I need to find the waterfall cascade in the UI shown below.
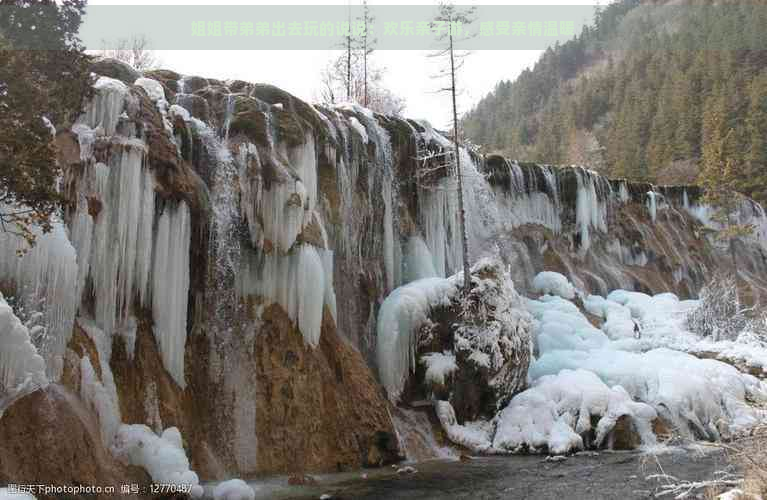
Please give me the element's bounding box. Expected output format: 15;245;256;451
2;63;767;488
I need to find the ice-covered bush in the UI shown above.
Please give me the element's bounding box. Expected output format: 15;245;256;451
686;274;754;341
452;259;532;406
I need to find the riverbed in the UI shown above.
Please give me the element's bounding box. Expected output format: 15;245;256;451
206;445;737;500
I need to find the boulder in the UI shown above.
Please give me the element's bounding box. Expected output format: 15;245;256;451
0;386;149;500
90;57;140;85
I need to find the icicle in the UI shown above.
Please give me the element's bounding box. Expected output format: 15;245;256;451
296;245;325;347
376;277;459;401
151;203;192;389
383;176;396;290
87;143;155;338
574;168;608;252
135;77;173;135
646;191;658;222
403;236;439;283
496;161;562;233
78;76;128;136
0;293;47;414
618;182;630;203
0;219;79;381
78;318;121;448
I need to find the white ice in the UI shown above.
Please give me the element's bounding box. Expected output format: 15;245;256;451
532;271;576;300
212;479;256;500
112;425;203;498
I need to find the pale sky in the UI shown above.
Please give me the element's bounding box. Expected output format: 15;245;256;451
87;0;598;126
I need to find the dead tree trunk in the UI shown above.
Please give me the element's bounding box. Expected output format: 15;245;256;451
448;27;471;292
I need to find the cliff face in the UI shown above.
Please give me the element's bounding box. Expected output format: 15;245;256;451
2;58;767;487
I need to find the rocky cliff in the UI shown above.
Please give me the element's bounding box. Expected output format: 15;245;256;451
1;58;767;493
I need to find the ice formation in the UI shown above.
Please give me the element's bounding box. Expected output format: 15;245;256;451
493;160;562;233
435;400;496;453
212;479;256;500
681;188;767;250
378;257;531;410
493;369;657;454
646;191;659;222
113;425;204;498
235;132;336;346
532;271;576;300
134;77;166;102
376;277;459;401
152;203;192;388
69;75;194;387
574;168;608;251
403;236;439;284
498;284;767;454
0;293;47;413
0;220;78;380
77;318;122;448
348;116;369;144
240;244;331;347
420;352;458;387
78;76;128;136
84;148;156;339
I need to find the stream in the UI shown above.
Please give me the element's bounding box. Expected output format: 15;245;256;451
205;445;736;500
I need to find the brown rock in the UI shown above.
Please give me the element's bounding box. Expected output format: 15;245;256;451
287;474;317;486
254;305;401;474
0;386;150;500
87;195;103;219
652;417;673;440
55;130;81;170
606;415;642;450
90;58;139;85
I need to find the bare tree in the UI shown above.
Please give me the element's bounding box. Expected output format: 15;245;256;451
358;0;376;107
345;1;354;101
429;1;475;291
316;54;406;116
98;35;159;71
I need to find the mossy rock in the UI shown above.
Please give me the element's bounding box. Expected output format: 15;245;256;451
175;94;210;123
250;83;332;145
273;108;308;147
228;109;270;147
143;69;181;89
229;80;253;94
90;58;139;85
181;75;209;94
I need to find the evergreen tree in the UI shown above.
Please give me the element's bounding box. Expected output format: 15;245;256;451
0;0;92;246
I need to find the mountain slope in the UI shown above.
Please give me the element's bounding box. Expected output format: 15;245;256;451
462;0;767;203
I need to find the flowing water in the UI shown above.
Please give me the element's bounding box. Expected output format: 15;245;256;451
203;446;735;500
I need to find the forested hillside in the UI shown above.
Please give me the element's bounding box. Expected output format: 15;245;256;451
462;0;767;204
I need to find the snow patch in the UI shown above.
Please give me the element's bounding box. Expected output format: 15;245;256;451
113;425;203;498
212;479;256;500
421;352;458;386
493;369;656;454
532;271;576;299
348;116;369;144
